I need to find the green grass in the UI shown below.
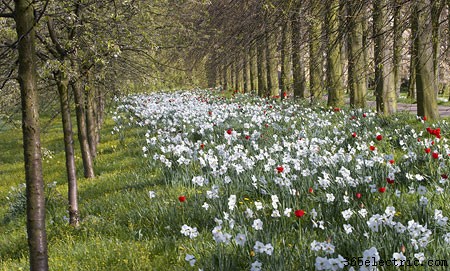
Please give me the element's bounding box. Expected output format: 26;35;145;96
0;116;200;270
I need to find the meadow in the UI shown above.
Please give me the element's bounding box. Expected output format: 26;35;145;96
1;89;450;270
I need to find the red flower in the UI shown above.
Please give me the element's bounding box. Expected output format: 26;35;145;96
283;92;288;98
425;148;431;154
355;193;362;199
245;135;250;140
441;174;448;179
387;178;395;184
333;108;340;112
369;145;376;151
389;159;395;165
308;187;314;194
432;152;439;159
276;166;284;173
363;113;367;118
376;134;383;141
200;143;205;149
378;187;386;193
178;196;186;202
352;132;357;138
294;209;305;218
208;111;212;116
226;128;233;135
423;116;427;121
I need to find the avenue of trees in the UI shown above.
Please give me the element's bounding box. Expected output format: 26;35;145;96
1;0;450;270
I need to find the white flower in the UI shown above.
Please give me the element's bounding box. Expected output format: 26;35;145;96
392;252;406;266
310;208;318;219
284;208;292;217
250;261;262;271
192;176;208;186
185;254;196;267
254;201;263;210
148;191;156;198
245;208;254;218
315;256;331;271
326;193;335;203
341;208;353;221
228;195;237;211
362;247;380;267
343;224;353;234
253;241;265;253
235;233;246;246
417;185;427;195
252;219;263;230
443;233;450;243
181;224;199;239
271;209;281;217
414;252;425;264
202;202;210;210
385;206;396;217
419;196;428;206
263;243;274;255
358;208;368;218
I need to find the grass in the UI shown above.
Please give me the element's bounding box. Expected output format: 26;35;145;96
1;92;450;270
0;115;199;270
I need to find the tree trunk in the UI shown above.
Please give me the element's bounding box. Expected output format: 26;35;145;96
222;62;228;91
415;0;440;119
393;1;402;99
249;45;258;93
292;4;306;99
309;0;322;103
257;37;267;97
325;0;344;107
235;56;243;92
85;84;98;159
14;0;49;269
431;1;444;92
347;1;366;108
265;22;279;98
71;79;95;178
55;71;79;227
373;0;397;114
243;49;250;93
280;20;291;99
408;8;418;100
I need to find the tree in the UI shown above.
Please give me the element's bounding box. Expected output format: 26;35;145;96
415;0;439;119
347;1;366;108
13;0;49;269
325;0;344;107
291;1;306;99
373;0;397;114
309;0;323;103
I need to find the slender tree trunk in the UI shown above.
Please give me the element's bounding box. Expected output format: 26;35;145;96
408;8;418;100
86;84;98;159
309;0;322;103
415;0;439;119
249;45;258;93
280;20;292;99
222;62;228;91
55;71;79;227
373;0;397;114
347;1;367;108
236;56;243;92
243;49;250;93
292;4;306;99
393;1;402;99
257;37;267;97
71;79;95;178
14;0;49;269
265;22;279;98
325;0;344;107
431;1;444;92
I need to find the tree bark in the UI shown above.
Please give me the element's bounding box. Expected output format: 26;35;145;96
325;0;344;107
393;1;402;99
249;45;258;93
14;0;49;269
71;79;95;178
309;0;322;103
265;20;279;98
292;3;306;99
415;0;439;119
55;71;79;227
408;7;418;100
280;20;291;99
256;36;267;97
243;49;250;93
85;84;98;159
373;0;397;114
347;1;366;108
